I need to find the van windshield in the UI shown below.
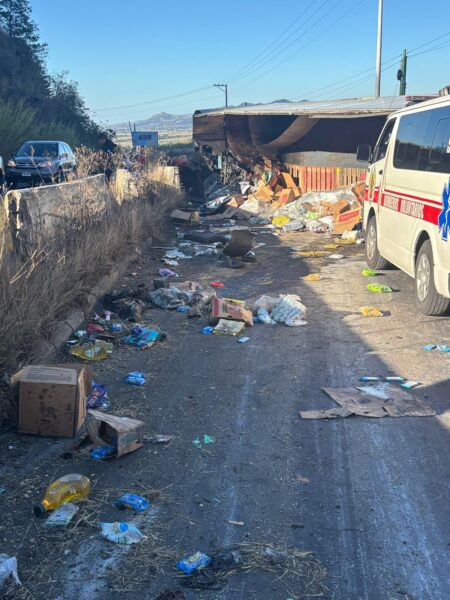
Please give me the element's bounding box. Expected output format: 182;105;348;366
17;142;59;158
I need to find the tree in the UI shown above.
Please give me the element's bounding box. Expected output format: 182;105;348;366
0;0;47;61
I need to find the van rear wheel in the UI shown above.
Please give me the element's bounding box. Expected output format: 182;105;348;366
365;216;389;270
415;240;450;316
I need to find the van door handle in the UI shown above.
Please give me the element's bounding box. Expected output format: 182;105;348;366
378;169;383;175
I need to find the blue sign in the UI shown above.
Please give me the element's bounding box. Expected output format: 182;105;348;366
131;131;158;147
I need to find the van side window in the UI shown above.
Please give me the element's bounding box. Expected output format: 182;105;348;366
373;120;395;162
394;105;450;172
428;118;450;174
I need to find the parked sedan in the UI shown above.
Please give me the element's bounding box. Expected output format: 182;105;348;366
6;140;77;188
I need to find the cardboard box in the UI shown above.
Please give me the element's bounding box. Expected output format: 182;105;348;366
332;207;362;234
321;199;351;216
280;172;297;189
86;410;144;458
292;186;303;198
18;365;90;438
210;297;253;326
170;209;200;225
273;188;295;210
254;184;274;202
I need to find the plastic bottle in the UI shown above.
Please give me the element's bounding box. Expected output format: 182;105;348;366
34;474;91;516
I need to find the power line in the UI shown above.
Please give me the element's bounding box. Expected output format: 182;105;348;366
225;0;322;82
232;0;366;93
229;0;344;84
227;0;335;83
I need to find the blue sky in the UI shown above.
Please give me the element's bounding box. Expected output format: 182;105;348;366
31;0;450;125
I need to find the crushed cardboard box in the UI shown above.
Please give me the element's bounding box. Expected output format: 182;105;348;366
210;297;253;326
85;409;144;458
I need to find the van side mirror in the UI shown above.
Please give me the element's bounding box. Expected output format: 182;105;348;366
356;144;371;163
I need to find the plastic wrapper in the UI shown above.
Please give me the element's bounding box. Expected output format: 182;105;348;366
360;306;383;317
86;382;109;409
270;294;307;325
43;503;79;527
257;308;275;324
115;493;149;512
176;551;211;575
0;554;21;587
100;522;147;544
69;341;113;361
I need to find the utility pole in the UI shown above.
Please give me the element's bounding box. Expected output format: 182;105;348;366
397;49;408;95
375;0;383;97
214;83;228;107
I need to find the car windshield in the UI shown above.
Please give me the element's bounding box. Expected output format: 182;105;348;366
17;142;59;158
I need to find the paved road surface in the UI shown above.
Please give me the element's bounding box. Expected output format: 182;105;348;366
1;225;449;600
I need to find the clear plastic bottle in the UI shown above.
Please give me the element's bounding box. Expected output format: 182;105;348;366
34;474;91;516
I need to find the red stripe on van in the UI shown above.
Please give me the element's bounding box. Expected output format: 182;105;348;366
383;188;442;207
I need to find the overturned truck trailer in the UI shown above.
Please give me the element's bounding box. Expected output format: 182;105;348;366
193;96;433;192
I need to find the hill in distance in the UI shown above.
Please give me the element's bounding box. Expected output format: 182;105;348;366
113;112;192;133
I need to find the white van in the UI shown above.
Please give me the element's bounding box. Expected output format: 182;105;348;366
357;95;450;315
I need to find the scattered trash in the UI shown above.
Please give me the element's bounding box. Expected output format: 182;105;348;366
177;306;189;312
329;253;344;260
438;345;450;353
385;376;404;382
123;326;162;349
324;243;338;249
100;522;147;544
111;323;124;332
238;337;250;343
164;249;192;260
228;520;245;526
90;445;116;460
34;474;91;516
210;297;253;326
360;306;383;317
359;376;379;382
270;294;307;326
125;372;146;385
87;323;105;334
86;382;109;410
193;435;216;448
297;476;310;485
300;385;435;419
0;555;21;587
115;493;149;512
367;283;393;293
69;340;113;361
303;273;321;281
210;281;224;288
43;502;79;527
163;259;179;267
361;268;377;277
257;308;275;324
145;434;175;444
423;344;437;351
272;215;290;228
201;326;214;335
401;380;421;389
159;268;178;278
291;250;329;257
85;410;144;458
213;319;246;336
176;552;212;575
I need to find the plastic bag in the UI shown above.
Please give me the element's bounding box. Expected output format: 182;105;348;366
100;522;147;544
360;306;383;317
270;294;307;324
257;308;275;325
272;215;290;228
254;295;279;312
125;372;146;385
0;554;21;587
283;219;305;232
69;341;113;361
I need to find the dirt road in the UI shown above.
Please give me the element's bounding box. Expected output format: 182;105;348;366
1;224;449;600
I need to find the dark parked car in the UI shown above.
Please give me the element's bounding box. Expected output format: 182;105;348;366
6;140;77;188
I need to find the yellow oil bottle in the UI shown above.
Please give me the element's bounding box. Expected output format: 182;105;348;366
34;474;91;516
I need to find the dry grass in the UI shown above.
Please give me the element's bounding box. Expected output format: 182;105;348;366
0;153;183;423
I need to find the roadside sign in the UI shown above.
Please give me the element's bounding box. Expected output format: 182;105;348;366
131;131;158;147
